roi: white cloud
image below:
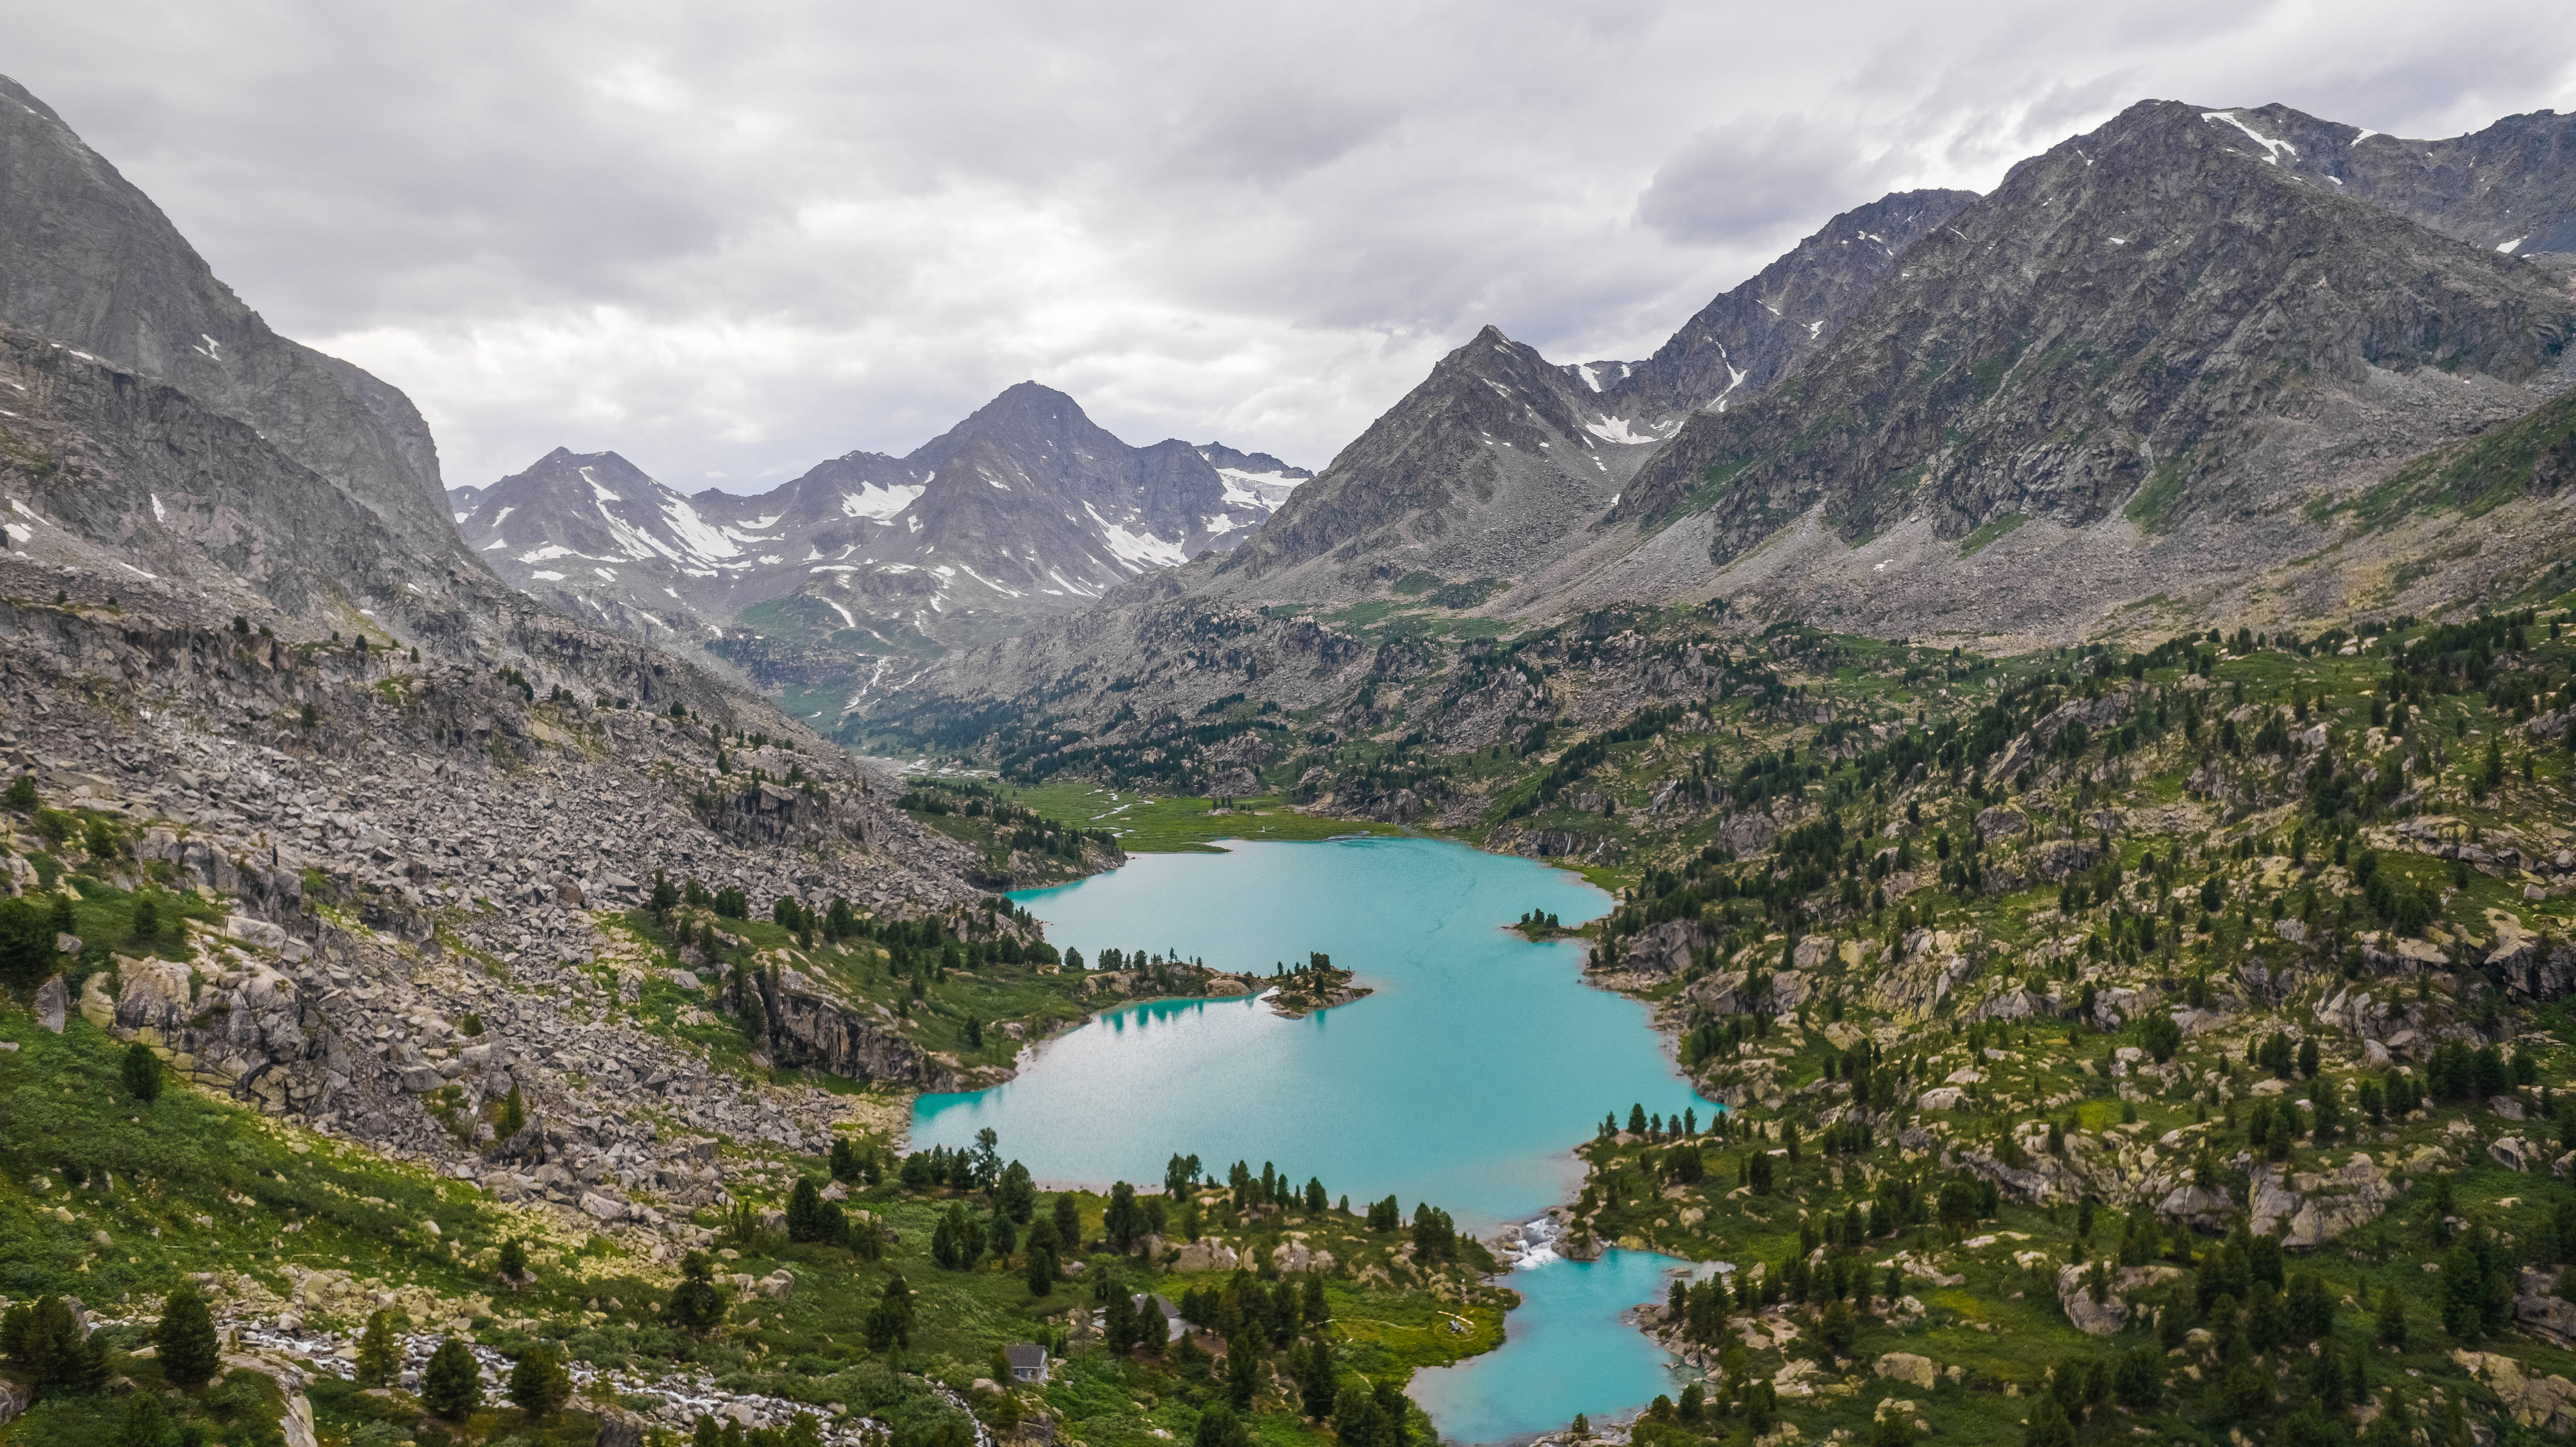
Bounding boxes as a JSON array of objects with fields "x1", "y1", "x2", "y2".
[{"x1": 7, "y1": 0, "x2": 2571, "y2": 489}]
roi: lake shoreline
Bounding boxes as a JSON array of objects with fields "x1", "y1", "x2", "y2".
[{"x1": 908, "y1": 835, "x2": 1708, "y2": 1443}]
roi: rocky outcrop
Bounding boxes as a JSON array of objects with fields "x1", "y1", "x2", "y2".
[
  {"x1": 2516, "y1": 1268, "x2": 2576, "y2": 1347},
  {"x1": 1718, "y1": 812, "x2": 1778, "y2": 857},
  {"x1": 2054, "y1": 1263, "x2": 2185, "y2": 1337},
  {"x1": 1864, "y1": 930, "x2": 1981, "y2": 1020},
  {"x1": 2312, "y1": 985, "x2": 2430, "y2": 1057},
  {"x1": 1167, "y1": 1238, "x2": 1242, "y2": 1272},
  {"x1": 2247, "y1": 1156, "x2": 2403, "y2": 1247},
  {"x1": 1601, "y1": 919, "x2": 1708, "y2": 981},
  {"x1": 2453, "y1": 1351, "x2": 2576, "y2": 1433},
  {"x1": 694, "y1": 778, "x2": 872, "y2": 849},
  {"x1": 1874, "y1": 1352, "x2": 1938, "y2": 1390},
  {"x1": 757, "y1": 973, "x2": 974, "y2": 1091},
  {"x1": 2056, "y1": 1264, "x2": 2127, "y2": 1336},
  {"x1": 2489, "y1": 935, "x2": 2576, "y2": 1001}
]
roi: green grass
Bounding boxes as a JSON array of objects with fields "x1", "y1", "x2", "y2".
[
  {"x1": 2318, "y1": 387, "x2": 2576, "y2": 532},
  {"x1": 1957, "y1": 512, "x2": 2030, "y2": 557},
  {"x1": 2122, "y1": 459, "x2": 2190, "y2": 530},
  {"x1": 0, "y1": 993, "x2": 1517, "y2": 1447},
  {"x1": 606, "y1": 909, "x2": 1088, "y2": 1073},
  {"x1": 1001, "y1": 784, "x2": 1406, "y2": 854},
  {"x1": 0, "y1": 1012, "x2": 503, "y2": 1306}
]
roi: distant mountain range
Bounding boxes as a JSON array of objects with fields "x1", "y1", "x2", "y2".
[
  {"x1": 447, "y1": 385, "x2": 1308, "y2": 715},
  {"x1": 868, "y1": 100, "x2": 2576, "y2": 742}
]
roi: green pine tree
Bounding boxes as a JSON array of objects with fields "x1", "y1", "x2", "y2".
[
  {"x1": 1196, "y1": 1402, "x2": 1250, "y2": 1447},
  {"x1": 865, "y1": 1271, "x2": 914, "y2": 1351},
  {"x1": 121, "y1": 1043, "x2": 163, "y2": 1104},
  {"x1": 495, "y1": 1085, "x2": 526, "y2": 1141},
  {"x1": 354, "y1": 1308, "x2": 401, "y2": 1388},
  {"x1": 664, "y1": 1252, "x2": 728, "y2": 1332},
  {"x1": 154, "y1": 1284, "x2": 221, "y2": 1390},
  {"x1": 421, "y1": 1336, "x2": 483, "y2": 1420},
  {"x1": 508, "y1": 1341, "x2": 572, "y2": 1419},
  {"x1": 497, "y1": 1239, "x2": 529, "y2": 1285},
  {"x1": 4, "y1": 1295, "x2": 108, "y2": 1394},
  {"x1": 110, "y1": 1390, "x2": 172, "y2": 1447},
  {"x1": 2376, "y1": 1287, "x2": 2409, "y2": 1349}
]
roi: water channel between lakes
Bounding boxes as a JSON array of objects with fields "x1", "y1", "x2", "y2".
[{"x1": 911, "y1": 835, "x2": 1713, "y2": 1443}]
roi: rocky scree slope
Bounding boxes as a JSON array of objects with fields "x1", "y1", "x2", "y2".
[
  {"x1": 0, "y1": 551, "x2": 1081, "y2": 1235},
  {"x1": 0, "y1": 68, "x2": 1088, "y2": 1249}
]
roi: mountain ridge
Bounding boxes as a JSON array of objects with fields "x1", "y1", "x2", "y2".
[
  {"x1": 0, "y1": 72, "x2": 462, "y2": 562},
  {"x1": 862, "y1": 96, "x2": 2576, "y2": 754}
]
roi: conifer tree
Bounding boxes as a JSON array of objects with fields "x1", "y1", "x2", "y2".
[
  {"x1": 1227, "y1": 1333, "x2": 1260, "y2": 1408},
  {"x1": 154, "y1": 1284, "x2": 221, "y2": 1390},
  {"x1": 495, "y1": 1085, "x2": 526, "y2": 1141},
  {"x1": 508, "y1": 1341, "x2": 572, "y2": 1419},
  {"x1": 110, "y1": 1390, "x2": 171, "y2": 1447},
  {"x1": 421, "y1": 1336, "x2": 483, "y2": 1419},
  {"x1": 122, "y1": 1042, "x2": 163, "y2": 1104},
  {"x1": 664, "y1": 1252, "x2": 728, "y2": 1332},
  {"x1": 355, "y1": 1308, "x2": 401, "y2": 1388},
  {"x1": 865, "y1": 1271, "x2": 914, "y2": 1350},
  {"x1": 0, "y1": 1295, "x2": 105, "y2": 1397},
  {"x1": 1196, "y1": 1401, "x2": 1250, "y2": 1447},
  {"x1": 1105, "y1": 1181, "x2": 1147, "y2": 1250},
  {"x1": 497, "y1": 1240, "x2": 529, "y2": 1285},
  {"x1": 788, "y1": 1177, "x2": 843, "y2": 1244}
]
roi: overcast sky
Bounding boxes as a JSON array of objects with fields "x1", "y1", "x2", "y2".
[{"x1": 8, "y1": 0, "x2": 2571, "y2": 492}]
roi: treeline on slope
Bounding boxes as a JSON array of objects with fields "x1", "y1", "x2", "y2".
[
  {"x1": 1592, "y1": 614, "x2": 2571, "y2": 999},
  {"x1": 897, "y1": 778, "x2": 1121, "y2": 858},
  {"x1": 880, "y1": 1132, "x2": 1477, "y2": 1446},
  {"x1": 1580, "y1": 998, "x2": 2576, "y2": 1447},
  {"x1": 2, "y1": 1002, "x2": 1505, "y2": 1447}
]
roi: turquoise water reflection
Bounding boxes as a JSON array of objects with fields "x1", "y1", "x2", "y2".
[
  {"x1": 909, "y1": 836, "x2": 1712, "y2": 1439},
  {"x1": 1410, "y1": 1247, "x2": 1698, "y2": 1445},
  {"x1": 913, "y1": 837, "x2": 1711, "y2": 1229}
]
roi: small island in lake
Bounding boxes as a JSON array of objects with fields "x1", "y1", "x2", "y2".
[
  {"x1": 1513, "y1": 908, "x2": 1574, "y2": 940},
  {"x1": 1264, "y1": 951, "x2": 1372, "y2": 1017}
]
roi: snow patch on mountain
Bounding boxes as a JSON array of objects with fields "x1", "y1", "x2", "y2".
[{"x1": 840, "y1": 482, "x2": 923, "y2": 519}]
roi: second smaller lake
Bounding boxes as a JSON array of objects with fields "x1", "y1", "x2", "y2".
[{"x1": 1409, "y1": 1235, "x2": 1698, "y2": 1445}]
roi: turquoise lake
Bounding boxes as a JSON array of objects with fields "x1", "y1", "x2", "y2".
[
  {"x1": 1409, "y1": 1244, "x2": 1698, "y2": 1445},
  {"x1": 910, "y1": 836, "x2": 1716, "y2": 1442}
]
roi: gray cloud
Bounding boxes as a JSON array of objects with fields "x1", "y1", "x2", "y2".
[
  {"x1": 4, "y1": 0, "x2": 2570, "y2": 491},
  {"x1": 1638, "y1": 115, "x2": 1894, "y2": 246}
]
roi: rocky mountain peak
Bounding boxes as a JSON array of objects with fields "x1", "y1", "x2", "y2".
[
  {"x1": 1221, "y1": 324, "x2": 1663, "y2": 583},
  {"x1": 1611, "y1": 95, "x2": 2576, "y2": 550},
  {"x1": 0, "y1": 71, "x2": 464, "y2": 564},
  {"x1": 1592, "y1": 186, "x2": 1979, "y2": 420},
  {"x1": 2182, "y1": 103, "x2": 2576, "y2": 256}
]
